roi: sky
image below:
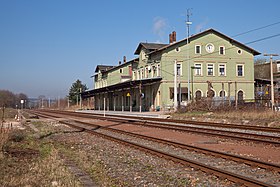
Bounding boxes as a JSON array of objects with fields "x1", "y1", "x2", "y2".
[{"x1": 0, "y1": 0, "x2": 280, "y2": 99}]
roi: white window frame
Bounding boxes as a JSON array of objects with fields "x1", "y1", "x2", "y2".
[
  {"x1": 218, "y1": 63, "x2": 226, "y2": 76},
  {"x1": 236, "y1": 64, "x2": 244, "y2": 77},
  {"x1": 145, "y1": 66, "x2": 149, "y2": 78},
  {"x1": 194, "y1": 63, "x2": 202, "y2": 76},
  {"x1": 219, "y1": 90, "x2": 227, "y2": 97},
  {"x1": 277, "y1": 63, "x2": 280, "y2": 72},
  {"x1": 176, "y1": 63, "x2": 182, "y2": 76},
  {"x1": 195, "y1": 89, "x2": 203, "y2": 98},
  {"x1": 152, "y1": 65, "x2": 156, "y2": 77},
  {"x1": 138, "y1": 70, "x2": 141, "y2": 80},
  {"x1": 237, "y1": 49, "x2": 242, "y2": 55},
  {"x1": 207, "y1": 63, "x2": 215, "y2": 76},
  {"x1": 157, "y1": 64, "x2": 161, "y2": 77},
  {"x1": 195, "y1": 45, "x2": 201, "y2": 54},
  {"x1": 219, "y1": 46, "x2": 225, "y2": 55},
  {"x1": 132, "y1": 71, "x2": 136, "y2": 80}
]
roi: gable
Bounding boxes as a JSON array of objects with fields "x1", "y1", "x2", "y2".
[{"x1": 148, "y1": 29, "x2": 260, "y2": 56}]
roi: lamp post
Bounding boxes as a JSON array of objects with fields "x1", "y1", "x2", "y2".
[{"x1": 264, "y1": 53, "x2": 279, "y2": 110}]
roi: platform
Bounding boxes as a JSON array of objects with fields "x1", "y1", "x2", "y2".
[{"x1": 76, "y1": 109, "x2": 171, "y2": 119}]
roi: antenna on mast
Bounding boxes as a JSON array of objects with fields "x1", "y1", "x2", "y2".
[
  {"x1": 186, "y1": 8, "x2": 192, "y2": 38},
  {"x1": 186, "y1": 8, "x2": 192, "y2": 102}
]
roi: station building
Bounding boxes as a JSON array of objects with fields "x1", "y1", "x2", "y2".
[{"x1": 82, "y1": 29, "x2": 260, "y2": 112}]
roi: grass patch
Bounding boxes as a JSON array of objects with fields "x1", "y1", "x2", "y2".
[
  {"x1": 0, "y1": 125, "x2": 81, "y2": 186},
  {"x1": 172, "y1": 108, "x2": 280, "y2": 127}
]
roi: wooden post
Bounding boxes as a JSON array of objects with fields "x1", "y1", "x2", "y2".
[
  {"x1": 99, "y1": 94, "x2": 101, "y2": 111},
  {"x1": 235, "y1": 81, "x2": 238, "y2": 110},
  {"x1": 130, "y1": 91, "x2": 132, "y2": 112},
  {"x1": 139, "y1": 83, "x2": 142, "y2": 112},
  {"x1": 122, "y1": 93, "x2": 124, "y2": 112},
  {"x1": 228, "y1": 82, "x2": 231, "y2": 106},
  {"x1": 113, "y1": 95, "x2": 116, "y2": 111},
  {"x1": 222, "y1": 82, "x2": 225, "y2": 107},
  {"x1": 103, "y1": 97, "x2": 105, "y2": 117},
  {"x1": 107, "y1": 96, "x2": 109, "y2": 111}
]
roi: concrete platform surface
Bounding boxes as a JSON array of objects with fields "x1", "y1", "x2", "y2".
[{"x1": 76, "y1": 110, "x2": 171, "y2": 119}]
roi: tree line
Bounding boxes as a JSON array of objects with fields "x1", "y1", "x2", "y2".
[
  {"x1": 0, "y1": 79, "x2": 88, "y2": 109},
  {"x1": 0, "y1": 90, "x2": 28, "y2": 108}
]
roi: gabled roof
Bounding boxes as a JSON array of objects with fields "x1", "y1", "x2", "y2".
[
  {"x1": 94, "y1": 65, "x2": 115, "y2": 73},
  {"x1": 106, "y1": 58, "x2": 139, "y2": 73},
  {"x1": 148, "y1": 28, "x2": 261, "y2": 56},
  {"x1": 134, "y1": 42, "x2": 168, "y2": 55}
]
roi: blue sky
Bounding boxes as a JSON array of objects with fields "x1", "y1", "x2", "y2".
[{"x1": 0, "y1": 0, "x2": 280, "y2": 98}]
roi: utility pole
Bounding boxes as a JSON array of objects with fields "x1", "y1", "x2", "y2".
[
  {"x1": 58, "y1": 96, "x2": 60, "y2": 109},
  {"x1": 174, "y1": 60, "x2": 178, "y2": 111},
  {"x1": 79, "y1": 88, "x2": 82, "y2": 109},
  {"x1": 264, "y1": 53, "x2": 279, "y2": 110},
  {"x1": 186, "y1": 8, "x2": 192, "y2": 103}
]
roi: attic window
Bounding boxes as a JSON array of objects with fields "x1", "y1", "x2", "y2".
[
  {"x1": 120, "y1": 68, "x2": 123, "y2": 73},
  {"x1": 175, "y1": 47, "x2": 180, "y2": 52},
  {"x1": 237, "y1": 49, "x2": 242, "y2": 55}
]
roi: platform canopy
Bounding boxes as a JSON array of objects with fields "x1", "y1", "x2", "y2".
[{"x1": 81, "y1": 77, "x2": 162, "y2": 99}]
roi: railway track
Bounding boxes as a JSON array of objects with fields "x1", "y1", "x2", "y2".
[
  {"x1": 29, "y1": 109, "x2": 280, "y2": 186},
  {"x1": 31, "y1": 109, "x2": 280, "y2": 146},
  {"x1": 48, "y1": 109, "x2": 280, "y2": 133}
]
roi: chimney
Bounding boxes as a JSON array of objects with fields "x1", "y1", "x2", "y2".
[
  {"x1": 169, "y1": 33, "x2": 173, "y2": 44},
  {"x1": 172, "y1": 31, "x2": 176, "y2": 43},
  {"x1": 123, "y1": 56, "x2": 126, "y2": 63},
  {"x1": 119, "y1": 61, "x2": 121, "y2": 65}
]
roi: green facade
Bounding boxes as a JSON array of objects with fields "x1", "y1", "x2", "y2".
[{"x1": 89, "y1": 29, "x2": 260, "y2": 111}]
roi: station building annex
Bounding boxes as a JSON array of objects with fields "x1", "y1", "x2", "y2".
[{"x1": 82, "y1": 28, "x2": 260, "y2": 112}]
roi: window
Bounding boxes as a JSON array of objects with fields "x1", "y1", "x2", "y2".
[
  {"x1": 152, "y1": 66, "x2": 156, "y2": 77},
  {"x1": 237, "y1": 49, "x2": 242, "y2": 55},
  {"x1": 157, "y1": 64, "x2": 161, "y2": 76},
  {"x1": 141, "y1": 68, "x2": 144, "y2": 79},
  {"x1": 120, "y1": 68, "x2": 123, "y2": 73},
  {"x1": 238, "y1": 90, "x2": 244, "y2": 103},
  {"x1": 219, "y1": 90, "x2": 226, "y2": 97},
  {"x1": 138, "y1": 70, "x2": 141, "y2": 79},
  {"x1": 194, "y1": 63, "x2": 202, "y2": 75},
  {"x1": 175, "y1": 47, "x2": 180, "y2": 52},
  {"x1": 277, "y1": 63, "x2": 280, "y2": 72},
  {"x1": 207, "y1": 64, "x2": 214, "y2": 76},
  {"x1": 195, "y1": 45, "x2": 201, "y2": 54},
  {"x1": 237, "y1": 64, "x2": 244, "y2": 76},
  {"x1": 145, "y1": 67, "x2": 149, "y2": 78},
  {"x1": 176, "y1": 63, "x2": 182, "y2": 76},
  {"x1": 195, "y1": 90, "x2": 202, "y2": 100},
  {"x1": 218, "y1": 64, "x2": 226, "y2": 76},
  {"x1": 132, "y1": 71, "x2": 136, "y2": 80},
  {"x1": 219, "y1": 46, "x2": 225, "y2": 55}
]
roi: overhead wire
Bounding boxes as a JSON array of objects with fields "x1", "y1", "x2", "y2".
[
  {"x1": 160, "y1": 20, "x2": 280, "y2": 61},
  {"x1": 160, "y1": 21, "x2": 280, "y2": 75},
  {"x1": 112, "y1": 21, "x2": 280, "y2": 77}
]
